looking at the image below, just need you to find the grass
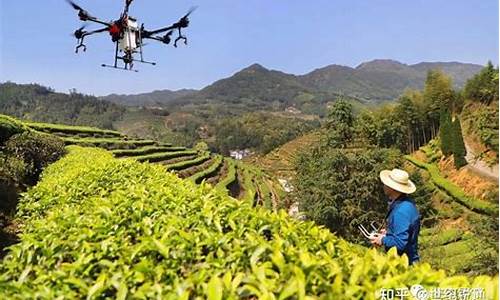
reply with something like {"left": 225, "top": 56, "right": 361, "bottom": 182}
{"left": 405, "top": 155, "right": 498, "bottom": 216}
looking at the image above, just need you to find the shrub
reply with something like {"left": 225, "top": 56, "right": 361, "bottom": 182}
{"left": 0, "top": 115, "right": 26, "bottom": 145}
{"left": 451, "top": 118, "right": 467, "bottom": 169}
{"left": 0, "top": 146, "right": 496, "bottom": 299}
{"left": 405, "top": 155, "right": 498, "bottom": 216}
{"left": 0, "top": 156, "right": 27, "bottom": 214}
{"left": 5, "top": 132, "right": 66, "bottom": 185}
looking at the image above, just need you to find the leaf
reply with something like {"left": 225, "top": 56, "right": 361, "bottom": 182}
{"left": 279, "top": 279, "right": 298, "bottom": 300}
{"left": 207, "top": 275, "right": 223, "bottom": 300}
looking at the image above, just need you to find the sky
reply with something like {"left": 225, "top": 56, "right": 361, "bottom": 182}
{"left": 0, "top": 0, "right": 498, "bottom": 96}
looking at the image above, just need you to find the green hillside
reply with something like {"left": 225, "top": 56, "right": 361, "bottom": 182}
{"left": 0, "top": 146, "right": 497, "bottom": 299}
{"left": 1, "top": 114, "right": 282, "bottom": 209}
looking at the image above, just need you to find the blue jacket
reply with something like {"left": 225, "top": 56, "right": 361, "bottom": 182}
{"left": 382, "top": 195, "right": 420, "bottom": 265}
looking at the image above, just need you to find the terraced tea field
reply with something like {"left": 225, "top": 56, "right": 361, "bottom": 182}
{"left": 25, "top": 119, "right": 283, "bottom": 209}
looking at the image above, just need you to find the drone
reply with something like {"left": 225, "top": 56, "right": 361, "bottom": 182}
{"left": 67, "top": 0, "right": 196, "bottom": 72}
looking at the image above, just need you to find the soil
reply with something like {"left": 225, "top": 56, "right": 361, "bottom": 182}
{"left": 159, "top": 155, "right": 197, "bottom": 166}
{"left": 177, "top": 157, "right": 216, "bottom": 179}
{"left": 206, "top": 160, "right": 228, "bottom": 186}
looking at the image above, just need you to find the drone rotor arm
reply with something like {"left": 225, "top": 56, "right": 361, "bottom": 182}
{"left": 83, "top": 26, "right": 110, "bottom": 37}
{"left": 142, "top": 25, "right": 176, "bottom": 37}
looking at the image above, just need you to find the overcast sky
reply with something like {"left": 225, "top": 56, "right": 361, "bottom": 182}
{"left": 1, "top": 0, "right": 498, "bottom": 96}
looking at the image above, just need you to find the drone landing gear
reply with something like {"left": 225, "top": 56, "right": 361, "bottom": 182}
{"left": 75, "top": 43, "right": 87, "bottom": 53}
{"left": 173, "top": 36, "right": 187, "bottom": 48}
{"left": 101, "top": 64, "right": 139, "bottom": 72}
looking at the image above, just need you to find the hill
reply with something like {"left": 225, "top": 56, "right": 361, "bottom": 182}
{"left": 299, "top": 59, "right": 482, "bottom": 102}
{"left": 102, "top": 59, "right": 483, "bottom": 109}
{"left": 0, "top": 82, "right": 125, "bottom": 129}
{"left": 103, "top": 89, "right": 197, "bottom": 107}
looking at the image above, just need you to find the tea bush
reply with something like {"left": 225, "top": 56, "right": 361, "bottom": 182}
{"left": 0, "top": 147, "right": 496, "bottom": 299}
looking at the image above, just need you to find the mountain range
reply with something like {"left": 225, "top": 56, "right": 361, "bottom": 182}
{"left": 101, "top": 59, "right": 483, "bottom": 110}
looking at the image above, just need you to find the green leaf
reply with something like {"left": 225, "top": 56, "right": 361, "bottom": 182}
{"left": 207, "top": 275, "right": 223, "bottom": 300}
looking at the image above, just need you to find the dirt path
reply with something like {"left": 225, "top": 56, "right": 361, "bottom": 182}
{"left": 464, "top": 141, "right": 498, "bottom": 182}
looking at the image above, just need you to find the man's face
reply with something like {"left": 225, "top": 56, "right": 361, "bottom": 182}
{"left": 382, "top": 184, "right": 391, "bottom": 197}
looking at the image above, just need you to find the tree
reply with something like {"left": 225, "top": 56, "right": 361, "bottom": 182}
{"left": 463, "top": 61, "right": 499, "bottom": 105}
{"left": 451, "top": 117, "right": 467, "bottom": 169}
{"left": 423, "top": 70, "right": 455, "bottom": 138}
{"left": 293, "top": 146, "right": 402, "bottom": 243}
{"left": 393, "top": 94, "right": 421, "bottom": 153}
{"left": 325, "top": 99, "right": 354, "bottom": 148}
{"left": 439, "top": 107, "right": 453, "bottom": 156}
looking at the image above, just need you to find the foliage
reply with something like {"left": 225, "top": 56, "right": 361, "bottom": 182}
{"left": 423, "top": 69, "right": 455, "bottom": 123}
{"left": 419, "top": 228, "right": 466, "bottom": 247}
{"left": 439, "top": 107, "right": 453, "bottom": 156}
{"left": 408, "top": 171, "right": 438, "bottom": 227}
{"left": 213, "top": 112, "right": 319, "bottom": 155}
{"left": 1, "top": 146, "right": 496, "bottom": 299}
{"left": 111, "top": 146, "right": 186, "bottom": 158}
{"left": 466, "top": 213, "right": 499, "bottom": 276}
{"left": 134, "top": 150, "right": 198, "bottom": 163}
{"left": 462, "top": 102, "right": 499, "bottom": 154}
{"left": 194, "top": 141, "right": 209, "bottom": 152}
{"left": 62, "top": 137, "right": 156, "bottom": 150}
{"left": 189, "top": 156, "right": 223, "bottom": 184}
{"left": 324, "top": 99, "right": 354, "bottom": 148}
{"left": 215, "top": 159, "right": 237, "bottom": 194}
{"left": 463, "top": 61, "right": 499, "bottom": 105}
{"left": 164, "top": 152, "right": 211, "bottom": 171}
{"left": 0, "top": 155, "right": 27, "bottom": 214}
{"left": 0, "top": 83, "right": 125, "bottom": 129}
{"left": 293, "top": 146, "right": 402, "bottom": 243}
{"left": 405, "top": 155, "right": 498, "bottom": 216}
{"left": 0, "top": 115, "right": 27, "bottom": 145}
{"left": 4, "top": 131, "right": 66, "bottom": 185}
{"left": 451, "top": 117, "right": 467, "bottom": 169}
{"left": 25, "top": 121, "right": 123, "bottom": 137}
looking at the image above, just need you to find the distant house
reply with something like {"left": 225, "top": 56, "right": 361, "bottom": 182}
{"left": 229, "top": 149, "right": 252, "bottom": 160}
{"left": 285, "top": 106, "right": 301, "bottom": 114}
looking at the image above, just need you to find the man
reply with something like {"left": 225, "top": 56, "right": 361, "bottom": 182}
{"left": 370, "top": 168, "right": 421, "bottom": 265}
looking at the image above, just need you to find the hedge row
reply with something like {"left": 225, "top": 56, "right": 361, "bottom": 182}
{"left": 215, "top": 159, "right": 237, "bottom": 194}
{"left": 189, "top": 155, "right": 224, "bottom": 184}
{"left": 405, "top": 155, "right": 498, "bottom": 216}
{"left": 0, "top": 147, "right": 496, "bottom": 299}
{"left": 112, "top": 146, "right": 187, "bottom": 158}
{"left": 25, "top": 121, "right": 123, "bottom": 137}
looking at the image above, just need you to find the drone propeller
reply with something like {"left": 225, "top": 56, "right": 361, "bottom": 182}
{"left": 66, "top": 0, "right": 83, "bottom": 11}
{"left": 73, "top": 25, "right": 87, "bottom": 39}
{"left": 66, "top": 0, "right": 93, "bottom": 21}
{"left": 177, "top": 6, "right": 197, "bottom": 28}
{"left": 184, "top": 6, "right": 197, "bottom": 19}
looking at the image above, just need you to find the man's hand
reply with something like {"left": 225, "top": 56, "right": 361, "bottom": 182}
{"left": 369, "top": 233, "right": 385, "bottom": 247}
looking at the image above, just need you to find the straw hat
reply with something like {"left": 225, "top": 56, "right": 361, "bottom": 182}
{"left": 379, "top": 169, "right": 416, "bottom": 194}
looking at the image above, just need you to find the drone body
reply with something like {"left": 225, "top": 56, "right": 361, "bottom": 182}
{"left": 68, "top": 0, "right": 195, "bottom": 71}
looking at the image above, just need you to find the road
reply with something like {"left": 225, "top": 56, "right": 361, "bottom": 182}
{"left": 464, "top": 141, "right": 498, "bottom": 182}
